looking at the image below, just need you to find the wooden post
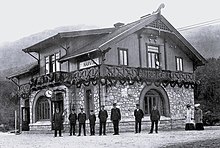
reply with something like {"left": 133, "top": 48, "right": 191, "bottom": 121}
{"left": 15, "top": 110, "right": 17, "bottom": 134}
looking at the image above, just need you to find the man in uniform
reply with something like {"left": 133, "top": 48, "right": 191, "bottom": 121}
{"left": 53, "top": 108, "right": 64, "bottom": 137}
{"left": 68, "top": 109, "right": 77, "bottom": 136}
{"left": 134, "top": 104, "right": 144, "bottom": 133}
{"left": 89, "top": 110, "right": 96, "bottom": 136}
{"left": 110, "top": 103, "right": 121, "bottom": 135}
{"left": 149, "top": 105, "right": 160, "bottom": 134}
{"left": 98, "top": 105, "right": 108, "bottom": 135}
{"left": 78, "top": 107, "right": 87, "bottom": 136}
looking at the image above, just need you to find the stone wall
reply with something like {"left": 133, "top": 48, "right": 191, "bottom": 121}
{"left": 27, "top": 81, "right": 193, "bottom": 132}
{"left": 164, "top": 85, "right": 194, "bottom": 119}
{"left": 74, "top": 82, "right": 193, "bottom": 125}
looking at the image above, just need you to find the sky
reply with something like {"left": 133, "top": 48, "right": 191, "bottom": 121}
{"left": 0, "top": 0, "right": 220, "bottom": 45}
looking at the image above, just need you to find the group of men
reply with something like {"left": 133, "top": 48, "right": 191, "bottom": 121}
{"left": 52, "top": 103, "right": 160, "bottom": 137}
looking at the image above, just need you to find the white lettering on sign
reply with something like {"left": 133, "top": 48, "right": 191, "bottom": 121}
{"left": 79, "top": 58, "right": 99, "bottom": 69}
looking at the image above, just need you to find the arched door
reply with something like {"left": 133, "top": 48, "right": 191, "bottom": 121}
{"left": 36, "top": 96, "right": 50, "bottom": 121}
{"left": 144, "top": 89, "right": 164, "bottom": 115}
{"left": 140, "top": 85, "right": 170, "bottom": 117}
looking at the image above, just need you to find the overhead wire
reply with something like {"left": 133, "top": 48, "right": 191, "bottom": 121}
{"left": 178, "top": 18, "right": 220, "bottom": 31}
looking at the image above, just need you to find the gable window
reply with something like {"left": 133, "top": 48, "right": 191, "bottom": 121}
{"left": 176, "top": 57, "right": 183, "bottom": 71}
{"left": 118, "top": 48, "right": 128, "bottom": 66}
{"left": 147, "top": 45, "right": 160, "bottom": 69}
{"left": 45, "top": 52, "right": 61, "bottom": 74}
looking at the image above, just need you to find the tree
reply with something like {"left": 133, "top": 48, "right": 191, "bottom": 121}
{"left": 195, "top": 57, "right": 220, "bottom": 111}
{"left": 0, "top": 80, "right": 18, "bottom": 129}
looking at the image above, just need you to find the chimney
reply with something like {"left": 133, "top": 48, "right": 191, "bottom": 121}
{"left": 114, "top": 22, "right": 124, "bottom": 28}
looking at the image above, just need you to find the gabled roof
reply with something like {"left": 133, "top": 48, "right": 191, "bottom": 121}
{"left": 59, "top": 13, "right": 206, "bottom": 66}
{"left": 7, "top": 62, "right": 39, "bottom": 79}
{"left": 22, "top": 28, "right": 116, "bottom": 52}
{"left": 60, "top": 14, "right": 158, "bottom": 61}
{"left": 22, "top": 12, "right": 206, "bottom": 67}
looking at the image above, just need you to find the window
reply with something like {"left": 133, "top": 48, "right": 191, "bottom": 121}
{"left": 118, "top": 48, "right": 128, "bottom": 66}
{"left": 176, "top": 57, "right": 183, "bottom": 71}
{"left": 45, "top": 52, "right": 61, "bottom": 74}
{"left": 144, "top": 90, "right": 164, "bottom": 116}
{"left": 36, "top": 97, "right": 50, "bottom": 121}
{"left": 85, "top": 89, "right": 94, "bottom": 119}
{"left": 147, "top": 45, "right": 160, "bottom": 69}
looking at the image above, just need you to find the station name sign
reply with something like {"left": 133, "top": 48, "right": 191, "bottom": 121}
{"left": 79, "top": 58, "right": 99, "bottom": 69}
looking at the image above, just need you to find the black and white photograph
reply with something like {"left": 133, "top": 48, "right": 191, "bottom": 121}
{"left": 1, "top": 0, "right": 220, "bottom": 147}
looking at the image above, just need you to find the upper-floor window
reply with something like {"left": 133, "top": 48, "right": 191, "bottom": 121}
{"left": 147, "top": 45, "right": 160, "bottom": 69}
{"left": 45, "top": 52, "right": 60, "bottom": 74}
{"left": 176, "top": 57, "right": 183, "bottom": 71}
{"left": 118, "top": 48, "right": 128, "bottom": 66}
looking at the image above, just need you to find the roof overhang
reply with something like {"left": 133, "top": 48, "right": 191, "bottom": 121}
{"left": 59, "top": 48, "right": 99, "bottom": 62}
{"left": 22, "top": 28, "right": 115, "bottom": 53}
{"left": 7, "top": 62, "right": 39, "bottom": 79}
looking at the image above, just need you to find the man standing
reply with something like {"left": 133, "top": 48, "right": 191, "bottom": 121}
{"left": 149, "top": 105, "right": 160, "bottom": 134}
{"left": 89, "top": 110, "right": 96, "bottom": 136}
{"left": 68, "top": 109, "right": 77, "bottom": 136}
{"left": 110, "top": 103, "right": 121, "bottom": 135}
{"left": 53, "top": 108, "right": 64, "bottom": 137}
{"left": 98, "top": 105, "right": 108, "bottom": 135}
{"left": 78, "top": 108, "right": 87, "bottom": 136}
{"left": 134, "top": 104, "right": 144, "bottom": 133}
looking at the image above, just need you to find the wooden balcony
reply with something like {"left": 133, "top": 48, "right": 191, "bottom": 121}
{"left": 28, "top": 64, "right": 195, "bottom": 91}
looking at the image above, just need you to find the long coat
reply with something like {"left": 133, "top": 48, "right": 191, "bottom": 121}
{"left": 186, "top": 108, "right": 193, "bottom": 124}
{"left": 53, "top": 112, "right": 64, "bottom": 130}
{"left": 194, "top": 108, "right": 203, "bottom": 124}
{"left": 134, "top": 109, "right": 144, "bottom": 122}
{"left": 150, "top": 109, "right": 160, "bottom": 121}
{"left": 110, "top": 108, "right": 121, "bottom": 121}
{"left": 98, "top": 110, "right": 108, "bottom": 122}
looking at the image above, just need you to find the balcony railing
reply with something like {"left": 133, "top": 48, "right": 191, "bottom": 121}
{"left": 28, "top": 64, "right": 195, "bottom": 91}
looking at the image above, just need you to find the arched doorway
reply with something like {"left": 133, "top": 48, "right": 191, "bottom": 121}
{"left": 35, "top": 96, "right": 50, "bottom": 121}
{"left": 140, "top": 85, "right": 170, "bottom": 117}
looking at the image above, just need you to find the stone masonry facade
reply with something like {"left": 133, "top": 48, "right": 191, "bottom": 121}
{"left": 27, "top": 81, "right": 194, "bottom": 133}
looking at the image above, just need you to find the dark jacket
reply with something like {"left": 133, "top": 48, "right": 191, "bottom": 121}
{"left": 134, "top": 109, "right": 144, "bottom": 122}
{"left": 78, "top": 112, "right": 86, "bottom": 124}
{"left": 53, "top": 112, "right": 64, "bottom": 130}
{"left": 110, "top": 108, "right": 121, "bottom": 121}
{"left": 89, "top": 114, "right": 96, "bottom": 125}
{"left": 194, "top": 108, "right": 203, "bottom": 124}
{"left": 98, "top": 110, "right": 108, "bottom": 122}
{"left": 69, "top": 113, "right": 77, "bottom": 124}
{"left": 150, "top": 109, "right": 160, "bottom": 121}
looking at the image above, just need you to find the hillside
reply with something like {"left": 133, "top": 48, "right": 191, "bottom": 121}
{"left": 0, "top": 24, "right": 97, "bottom": 73}
{"left": 181, "top": 24, "right": 220, "bottom": 59}
{"left": 1, "top": 23, "right": 220, "bottom": 80}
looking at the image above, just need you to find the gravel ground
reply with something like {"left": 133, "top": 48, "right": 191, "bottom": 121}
{"left": 165, "top": 138, "right": 220, "bottom": 148}
{"left": 0, "top": 126, "right": 220, "bottom": 148}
